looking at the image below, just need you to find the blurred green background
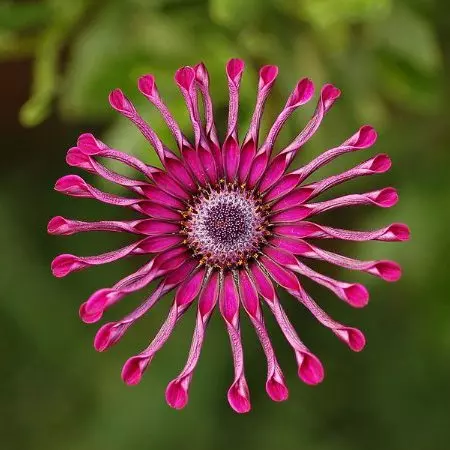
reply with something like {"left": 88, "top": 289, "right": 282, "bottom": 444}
{"left": 1, "top": 0, "right": 449, "bottom": 449}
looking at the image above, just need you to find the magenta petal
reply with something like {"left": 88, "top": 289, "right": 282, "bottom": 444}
{"left": 154, "top": 247, "right": 188, "bottom": 271}
{"left": 221, "top": 272, "right": 239, "bottom": 323}
{"left": 264, "top": 173, "right": 302, "bottom": 202}
{"left": 353, "top": 125, "right": 378, "bottom": 148}
{"left": 274, "top": 222, "right": 410, "bottom": 242}
{"left": 199, "top": 271, "right": 219, "bottom": 316}
{"left": 237, "top": 139, "right": 256, "bottom": 183}
{"left": 286, "top": 78, "right": 315, "bottom": 108}
{"left": 66, "top": 147, "right": 92, "bottom": 170}
{"left": 121, "top": 356, "right": 150, "bottom": 385}
{"left": 94, "top": 322, "right": 126, "bottom": 351}
{"left": 247, "top": 152, "right": 269, "bottom": 188}
{"left": 226, "top": 58, "right": 245, "bottom": 85}
{"left": 198, "top": 146, "right": 218, "bottom": 184}
{"left": 321, "top": 84, "right": 341, "bottom": 108}
{"left": 266, "top": 376, "right": 289, "bottom": 402}
{"left": 77, "top": 133, "right": 105, "bottom": 154}
{"left": 258, "top": 153, "right": 289, "bottom": 193}
{"left": 222, "top": 136, "right": 240, "bottom": 180}
{"left": 164, "top": 158, "right": 196, "bottom": 191}
{"left": 269, "top": 237, "right": 311, "bottom": 255}
{"left": 297, "top": 352, "right": 325, "bottom": 385}
{"left": 109, "top": 89, "right": 136, "bottom": 117}
{"left": 335, "top": 327, "right": 366, "bottom": 352}
{"left": 383, "top": 223, "right": 411, "bottom": 241}
{"left": 175, "top": 268, "right": 205, "bottom": 306}
{"left": 51, "top": 254, "right": 85, "bottom": 277}
{"left": 249, "top": 263, "right": 276, "bottom": 303}
{"left": 182, "top": 146, "right": 208, "bottom": 185}
{"left": 299, "top": 356, "right": 325, "bottom": 382}
{"left": 227, "top": 377, "right": 251, "bottom": 414}
{"left": 264, "top": 245, "right": 298, "bottom": 267}
{"left": 271, "top": 188, "right": 314, "bottom": 211}
{"left": 175, "top": 66, "right": 195, "bottom": 91}
{"left": 139, "top": 202, "right": 181, "bottom": 220}
{"left": 271, "top": 206, "right": 312, "bottom": 223}
{"left": 152, "top": 171, "right": 190, "bottom": 200}
{"left": 165, "top": 273, "right": 219, "bottom": 411}
{"left": 166, "top": 380, "right": 189, "bottom": 410}
{"left": 78, "top": 305, "right": 103, "bottom": 324}
{"left": 133, "top": 220, "right": 180, "bottom": 235}
{"left": 371, "top": 261, "right": 402, "bottom": 281}
{"left": 372, "top": 187, "right": 398, "bottom": 207}
{"left": 140, "top": 185, "right": 184, "bottom": 209}
{"left": 138, "top": 235, "right": 183, "bottom": 253}
{"left": 239, "top": 270, "right": 259, "bottom": 317}
{"left": 260, "top": 256, "right": 300, "bottom": 291}
{"left": 259, "top": 65, "right": 278, "bottom": 87}
{"left": 343, "top": 284, "right": 369, "bottom": 308}
{"left": 274, "top": 223, "right": 330, "bottom": 239}
{"left": 370, "top": 153, "right": 392, "bottom": 172}
{"left": 55, "top": 175, "right": 89, "bottom": 196}
{"left": 79, "top": 288, "right": 115, "bottom": 323}
{"left": 137, "top": 74, "right": 157, "bottom": 99}
{"left": 47, "top": 216, "right": 70, "bottom": 235}
{"left": 48, "top": 216, "right": 141, "bottom": 237}
{"left": 164, "top": 260, "right": 197, "bottom": 286}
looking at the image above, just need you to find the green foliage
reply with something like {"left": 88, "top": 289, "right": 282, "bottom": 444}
{"left": 0, "top": 0, "right": 440, "bottom": 129}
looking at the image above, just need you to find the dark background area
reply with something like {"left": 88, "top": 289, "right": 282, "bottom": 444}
{"left": 1, "top": 1, "right": 449, "bottom": 449}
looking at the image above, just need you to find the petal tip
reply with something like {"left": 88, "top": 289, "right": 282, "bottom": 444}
{"left": 166, "top": 380, "right": 189, "bottom": 410}
{"left": 138, "top": 74, "right": 157, "bottom": 98}
{"left": 322, "top": 83, "right": 341, "bottom": 101}
{"left": 344, "top": 284, "right": 369, "bottom": 308}
{"left": 54, "top": 174, "right": 86, "bottom": 193}
{"left": 79, "top": 302, "right": 103, "bottom": 324}
{"left": 51, "top": 254, "right": 78, "bottom": 278}
{"left": 121, "top": 356, "right": 147, "bottom": 386}
{"left": 298, "top": 353, "right": 325, "bottom": 385}
{"left": 226, "top": 58, "right": 245, "bottom": 83}
{"left": 47, "top": 216, "right": 68, "bottom": 235}
{"left": 259, "top": 65, "right": 278, "bottom": 87}
{"left": 371, "top": 154, "right": 391, "bottom": 173}
{"left": 227, "top": 384, "right": 251, "bottom": 414}
{"left": 77, "top": 133, "right": 103, "bottom": 155}
{"left": 94, "top": 322, "right": 117, "bottom": 351}
{"left": 376, "top": 261, "right": 402, "bottom": 282}
{"left": 375, "top": 188, "right": 398, "bottom": 207}
{"left": 266, "top": 377, "right": 289, "bottom": 402}
{"left": 66, "top": 147, "right": 90, "bottom": 167}
{"left": 338, "top": 327, "right": 366, "bottom": 352}
{"left": 390, "top": 223, "right": 410, "bottom": 241}
{"left": 287, "top": 78, "right": 315, "bottom": 107}
{"left": 356, "top": 125, "right": 378, "bottom": 147}
{"left": 175, "top": 66, "right": 195, "bottom": 91}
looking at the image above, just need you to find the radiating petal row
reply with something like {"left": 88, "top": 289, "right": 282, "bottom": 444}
{"left": 49, "top": 59, "right": 409, "bottom": 413}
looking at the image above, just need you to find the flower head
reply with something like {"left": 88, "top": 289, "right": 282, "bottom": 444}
{"left": 49, "top": 59, "right": 409, "bottom": 413}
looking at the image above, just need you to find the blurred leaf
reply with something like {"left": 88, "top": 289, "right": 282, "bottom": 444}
{"left": 0, "top": 32, "right": 37, "bottom": 60}
{"left": 298, "top": 0, "right": 391, "bottom": 28}
{"left": 209, "top": 0, "right": 266, "bottom": 28}
{"left": 370, "top": 4, "right": 441, "bottom": 73}
{"left": 19, "top": 0, "right": 88, "bottom": 127}
{"left": 0, "top": 2, "right": 50, "bottom": 31}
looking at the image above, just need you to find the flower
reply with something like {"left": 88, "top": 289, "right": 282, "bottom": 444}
{"left": 49, "top": 58, "right": 409, "bottom": 413}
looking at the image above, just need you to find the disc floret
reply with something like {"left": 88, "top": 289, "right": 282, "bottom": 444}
{"left": 182, "top": 181, "right": 269, "bottom": 268}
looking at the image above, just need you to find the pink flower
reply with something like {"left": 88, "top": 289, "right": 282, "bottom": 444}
{"left": 49, "top": 59, "right": 409, "bottom": 413}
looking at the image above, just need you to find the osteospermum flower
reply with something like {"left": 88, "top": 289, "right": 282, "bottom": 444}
{"left": 49, "top": 59, "right": 409, "bottom": 413}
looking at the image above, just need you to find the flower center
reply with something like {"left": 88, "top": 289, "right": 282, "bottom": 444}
{"left": 183, "top": 183, "right": 268, "bottom": 268}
